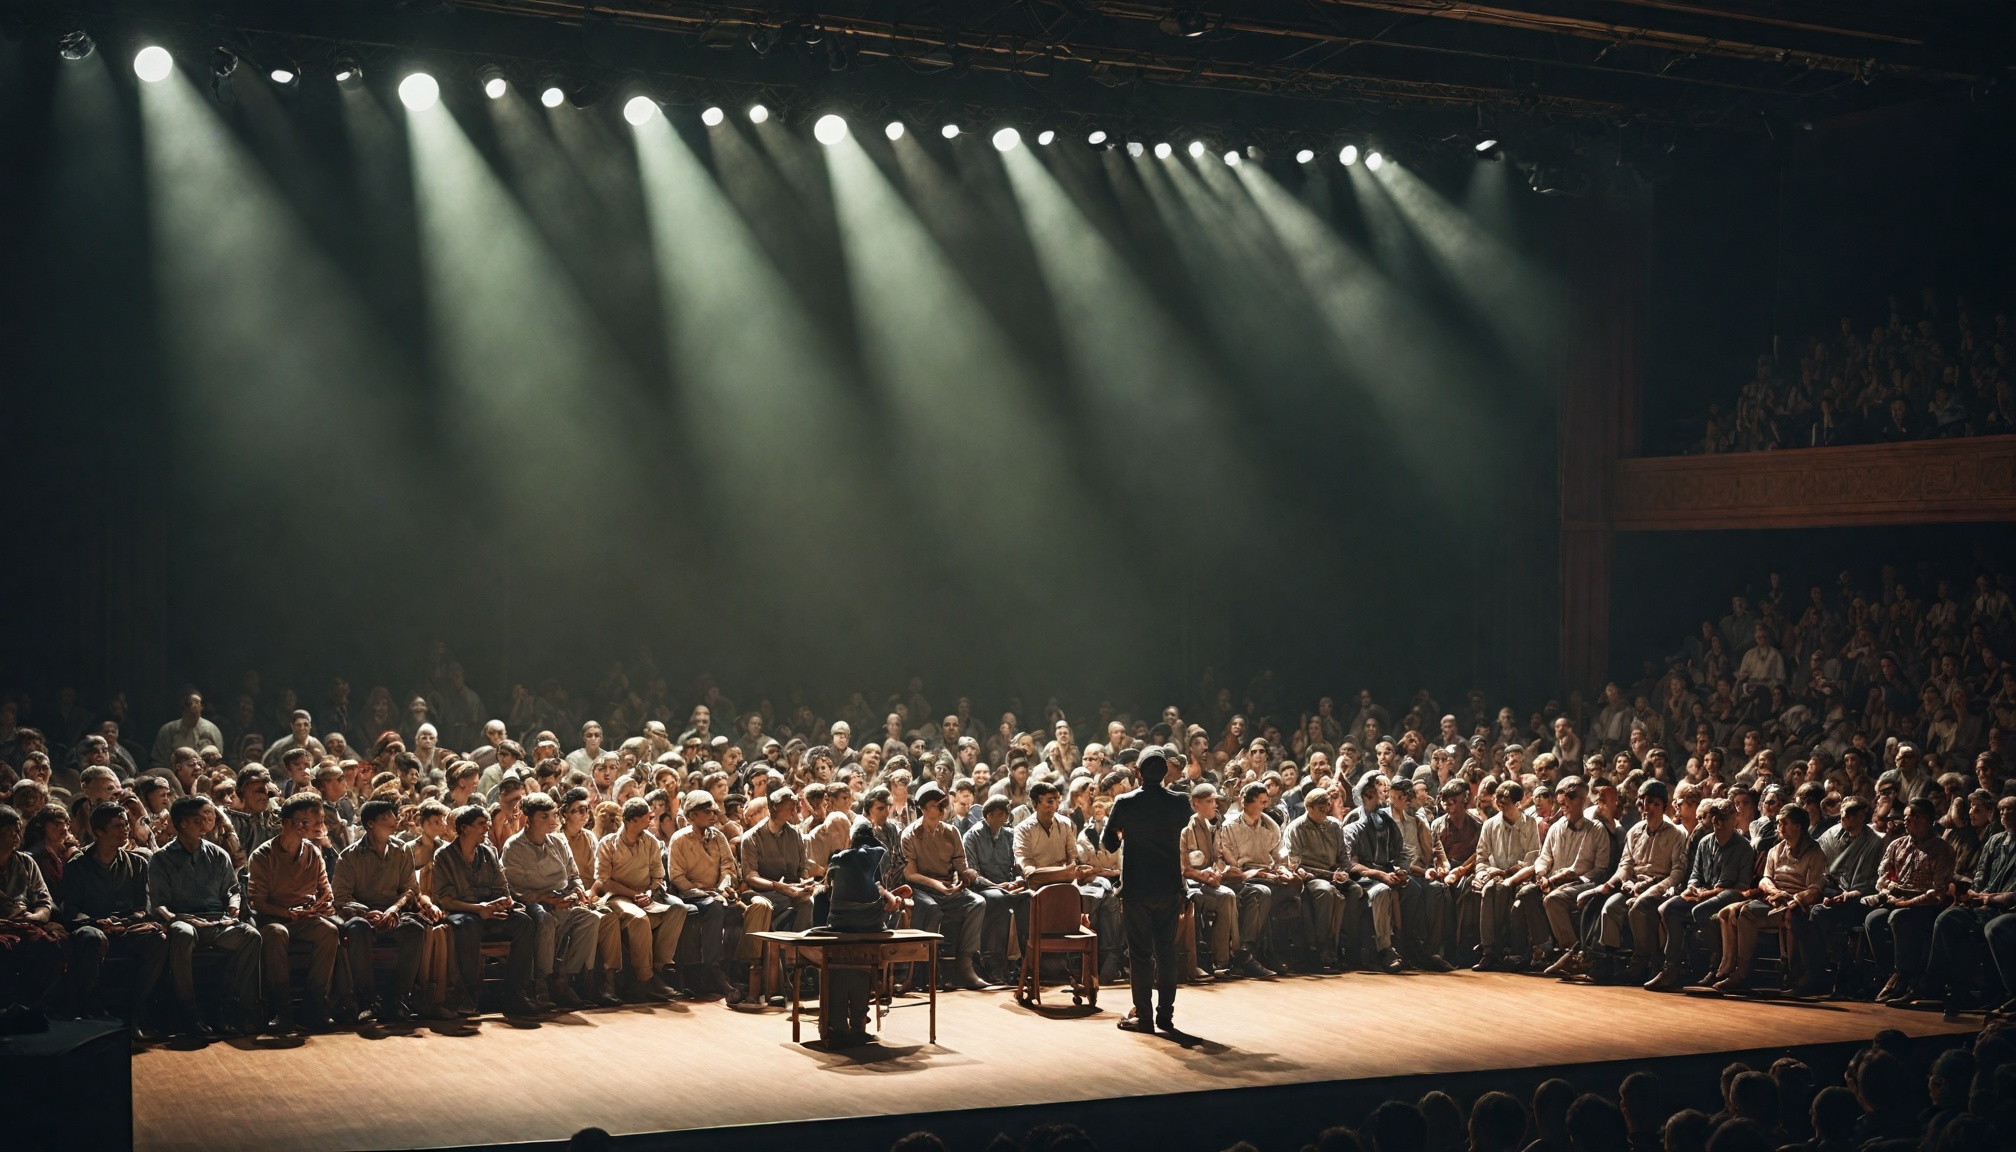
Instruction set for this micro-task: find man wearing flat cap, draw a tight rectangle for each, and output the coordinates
[902,783,990,990]
[667,790,746,1001]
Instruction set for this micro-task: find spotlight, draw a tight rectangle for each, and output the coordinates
[481,77,504,99]
[1295,149,1315,164]
[884,120,904,141]
[941,123,959,139]
[1038,130,1055,146]
[991,126,1020,152]
[211,48,237,81]
[332,54,363,87]
[747,103,769,123]
[269,68,298,87]
[133,46,173,83]
[1153,142,1172,159]
[1223,150,1240,166]
[1187,140,1205,158]
[1126,141,1144,158]
[1365,150,1384,171]
[398,72,440,111]
[57,31,94,61]
[814,113,848,145]
[540,86,564,108]
[624,96,658,125]
[701,106,725,127]
[1339,144,1359,166]
[1088,130,1108,145]
[1475,138,1498,152]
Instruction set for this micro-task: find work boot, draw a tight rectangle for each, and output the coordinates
[1545,949,1586,978]
[636,973,676,1002]
[1377,948,1405,974]
[584,971,622,1007]
[1643,966,1686,993]
[550,974,584,1011]
[957,955,990,991]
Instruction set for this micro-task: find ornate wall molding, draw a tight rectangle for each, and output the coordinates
[1613,436,2016,531]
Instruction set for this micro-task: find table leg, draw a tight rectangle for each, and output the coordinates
[786,943,800,1044]
[929,949,938,1043]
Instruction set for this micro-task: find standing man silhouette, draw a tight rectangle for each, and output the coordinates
[1103,747,1193,1034]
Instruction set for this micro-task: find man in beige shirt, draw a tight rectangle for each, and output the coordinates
[593,797,681,1002]
[246,793,341,1032]
[666,790,746,1002]
[902,784,988,989]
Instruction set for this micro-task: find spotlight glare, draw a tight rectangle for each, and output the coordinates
[1088,130,1108,145]
[1153,142,1172,159]
[58,31,95,61]
[1038,130,1055,146]
[624,96,658,125]
[747,103,769,123]
[133,45,173,83]
[1476,138,1498,152]
[1366,150,1385,171]
[398,72,440,111]
[484,77,507,99]
[991,126,1020,152]
[1126,141,1144,158]
[814,113,848,145]
[270,68,296,86]
[333,55,362,87]
[1187,140,1205,158]
[335,69,355,83]
[1340,144,1359,166]
[541,86,564,108]
[701,106,725,127]
[884,120,904,141]
[1295,149,1315,164]
[941,123,959,139]
[1224,150,1240,166]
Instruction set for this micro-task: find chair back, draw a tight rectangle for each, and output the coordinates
[1030,882,1085,936]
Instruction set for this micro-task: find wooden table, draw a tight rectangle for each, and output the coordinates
[749,929,943,1045]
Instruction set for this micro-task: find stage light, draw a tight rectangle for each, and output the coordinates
[1476,138,1498,152]
[398,72,440,111]
[1339,144,1359,166]
[747,103,769,123]
[941,123,959,139]
[484,77,507,99]
[1038,130,1055,145]
[701,106,725,126]
[624,96,658,125]
[1366,150,1384,171]
[58,31,94,61]
[1126,141,1144,157]
[1088,130,1108,145]
[1187,140,1205,158]
[270,68,297,87]
[1296,148,1315,164]
[212,48,237,81]
[133,46,173,83]
[1153,142,1172,159]
[992,127,1020,152]
[884,120,904,140]
[1224,150,1240,166]
[332,54,362,87]
[541,86,564,108]
[814,114,848,144]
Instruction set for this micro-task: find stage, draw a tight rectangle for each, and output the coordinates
[132,970,1976,1152]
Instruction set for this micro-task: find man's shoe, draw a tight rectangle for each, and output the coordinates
[502,997,540,1020]
[550,977,584,1011]
[956,956,990,991]
[1711,973,1750,995]
[1099,955,1123,985]
[380,1000,414,1024]
[637,975,677,1002]
[585,972,622,1007]
[265,1013,298,1036]
[1377,948,1405,974]
[1155,1015,1177,1034]
[1643,967,1686,993]
[1875,974,1908,1004]
[1318,953,1342,974]
[1544,949,1583,978]
[1116,1013,1154,1033]
[1186,965,1214,984]
[1418,954,1454,973]
[1241,957,1277,979]
[1473,951,1498,973]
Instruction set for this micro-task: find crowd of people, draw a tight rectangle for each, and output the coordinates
[1689,289,2016,453]
[0,556,2011,1050]
[827,1023,2007,1152]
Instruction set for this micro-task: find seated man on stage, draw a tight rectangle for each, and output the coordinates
[148,796,261,1036]
[1644,798,1753,992]
[1574,779,1686,986]
[1713,803,1825,993]
[502,793,601,1012]
[962,795,1029,985]
[333,798,437,1022]
[1430,777,1483,964]
[1221,780,1298,978]
[1181,784,1239,980]
[1801,796,1880,995]
[57,802,167,1037]
[595,797,683,1002]
[1864,796,1956,1004]
[1285,786,1356,972]
[1392,777,1454,971]
[1342,773,1413,974]
[1517,776,1611,974]
[247,793,342,1032]
[740,788,816,950]
[819,821,906,1048]
[1470,782,1539,973]
[666,790,747,1002]
[1918,793,2016,1012]
[901,783,988,990]
[1014,780,1121,984]
[432,805,539,1019]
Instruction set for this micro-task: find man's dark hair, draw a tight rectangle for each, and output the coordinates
[1564,1094,1628,1152]
[1808,1087,1858,1141]
[1728,1070,1779,1124]
[89,801,128,833]
[1028,780,1060,803]
[1310,1126,1364,1152]
[1533,1078,1576,1139]
[1467,1091,1526,1152]
[982,796,1012,817]
[1364,1100,1426,1152]
[1660,1110,1710,1152]
[279,793,321,822]
[1702,1119,1769,1152]
[169,795,212,830]
[1618,1071,1663,1132]
[453,804,488,832]
[359,799,397,828]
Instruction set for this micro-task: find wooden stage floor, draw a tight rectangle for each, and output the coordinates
[132,970,1974,1152]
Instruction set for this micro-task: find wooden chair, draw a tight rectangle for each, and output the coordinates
[1015,883,1099,1009]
